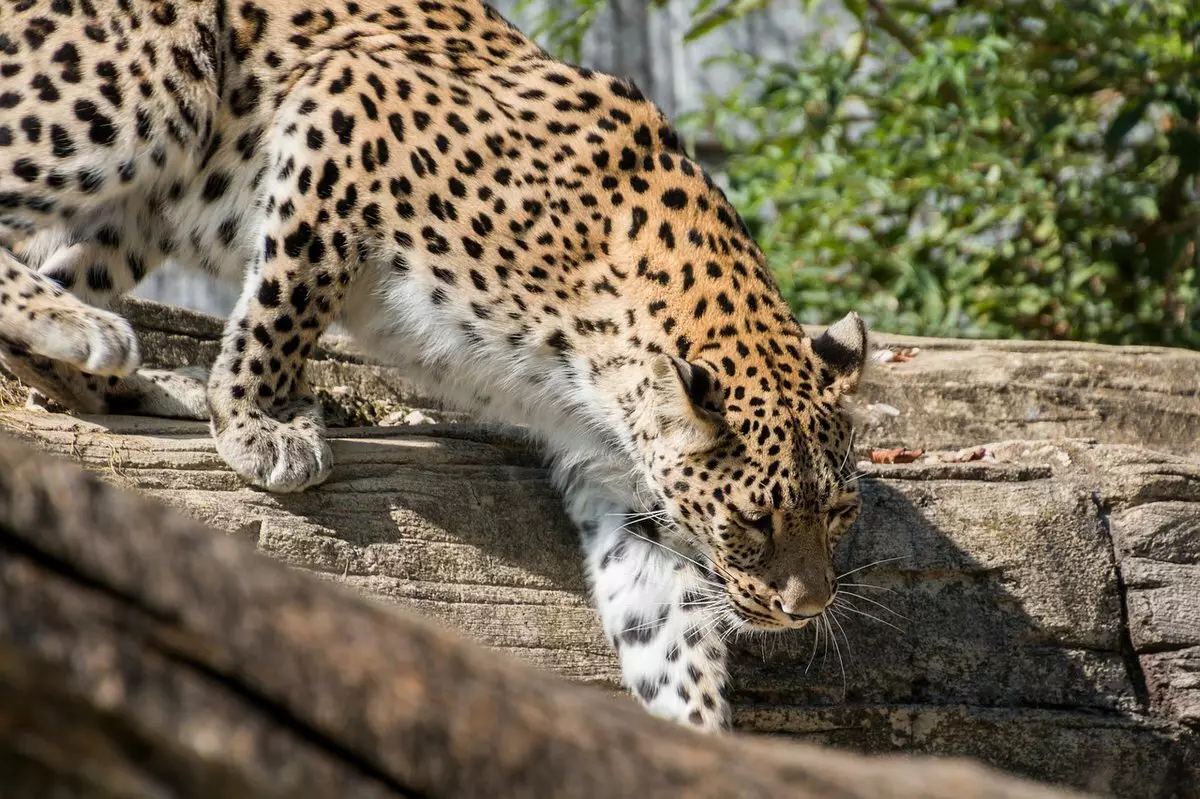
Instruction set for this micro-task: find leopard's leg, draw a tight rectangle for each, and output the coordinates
[0,242,138,411]
[0,193,210,412]
[0,257,211,418]
[18,364,211,420]
[101,366,211,419]
[2,328,210,419]
[208,270,337,492]
[558,465,733,733]
[205,156,356,492]
[0,17,209,415]
[0,249,140,380]
[0,201,214,417]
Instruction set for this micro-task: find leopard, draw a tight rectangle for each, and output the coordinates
[0,0,870,733]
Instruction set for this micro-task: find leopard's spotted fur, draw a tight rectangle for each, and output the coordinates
[0,0,869,731]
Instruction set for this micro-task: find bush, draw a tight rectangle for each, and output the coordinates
[523,0,1200,347]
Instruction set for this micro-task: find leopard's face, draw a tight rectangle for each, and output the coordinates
[663,408,861,631]
[639,314,869,631]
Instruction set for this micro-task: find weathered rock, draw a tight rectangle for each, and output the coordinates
[2,299,1198,798]
[2,409,1197,798]
[854,335,1200,458]
[1110,500,1200,729]
[0,434,1087,799]
[9,298,1194,452]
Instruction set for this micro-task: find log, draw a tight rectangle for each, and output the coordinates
[2,299,1199,798]
[0,433,1084,799]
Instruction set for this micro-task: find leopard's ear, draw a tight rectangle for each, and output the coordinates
[650,355,720,453]
[810,311,868,395]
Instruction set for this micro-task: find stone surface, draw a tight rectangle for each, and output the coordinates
[1,434,1085,799]
[45,298,1197,455]
[2,409,1198,798]
[1110,500,1200,729]
[853,337,1200,459]
[2,299,1199,798]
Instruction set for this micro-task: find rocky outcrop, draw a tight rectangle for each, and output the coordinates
[2,299,1198,798]
[0,434,1087,799]
[92,298,1200,454]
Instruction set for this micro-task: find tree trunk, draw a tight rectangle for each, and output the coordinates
[2,299,1198,798]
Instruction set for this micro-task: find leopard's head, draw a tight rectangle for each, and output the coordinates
[639,312,868,631]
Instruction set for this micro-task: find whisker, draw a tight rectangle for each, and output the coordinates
[613,509,673,523]
[829,610,852,650]
[834,601,906,634]
[825,615,846,696]
[680,602,729,614]
[837,556,909,580]
[821,616,831,670]
[679,596,727,607]
[608,513,672,531]
[607,509,675,531]
[838,427,857,476]
[621,527,709,572]
[648,595,720,607]
[641,592,714,606]
[763,627,778,660]
[827,610,854,666]
[838,581,898,594]
[628,575,726,596]
[838,590,908,620]
[621,525,739,587]
[604,508,661,519]
[699,619,729,647]
[692,610,727,643]
[805,617,821,674]
[718,617,740,646]
[619,617,671,635]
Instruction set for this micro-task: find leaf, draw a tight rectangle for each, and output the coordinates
[1129,196,1159,220]
[887,347,920,363]
[940,447,994,463]
[633,0,1200,351]
[684,0,772,43]
[841,29,866,62]
[1103,99,1149,154]
[870,448,925,464]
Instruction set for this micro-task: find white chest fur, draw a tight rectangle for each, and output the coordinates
[340,257,643,503]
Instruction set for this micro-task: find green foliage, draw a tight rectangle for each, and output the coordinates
[525,0,1200,347]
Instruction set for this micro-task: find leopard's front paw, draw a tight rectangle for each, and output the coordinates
[35,306,141,377]
[213,406,332,493]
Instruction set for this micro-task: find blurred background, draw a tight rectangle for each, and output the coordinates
[139,0,1199,348]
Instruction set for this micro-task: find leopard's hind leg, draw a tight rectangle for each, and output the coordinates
[0,0,219,417]
[7,354,211,419]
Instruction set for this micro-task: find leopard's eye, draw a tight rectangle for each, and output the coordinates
[734,510,773,534]
[827,503,859,531]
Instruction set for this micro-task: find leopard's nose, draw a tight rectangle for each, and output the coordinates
[769,574,836,619]
[771,595,825,619]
